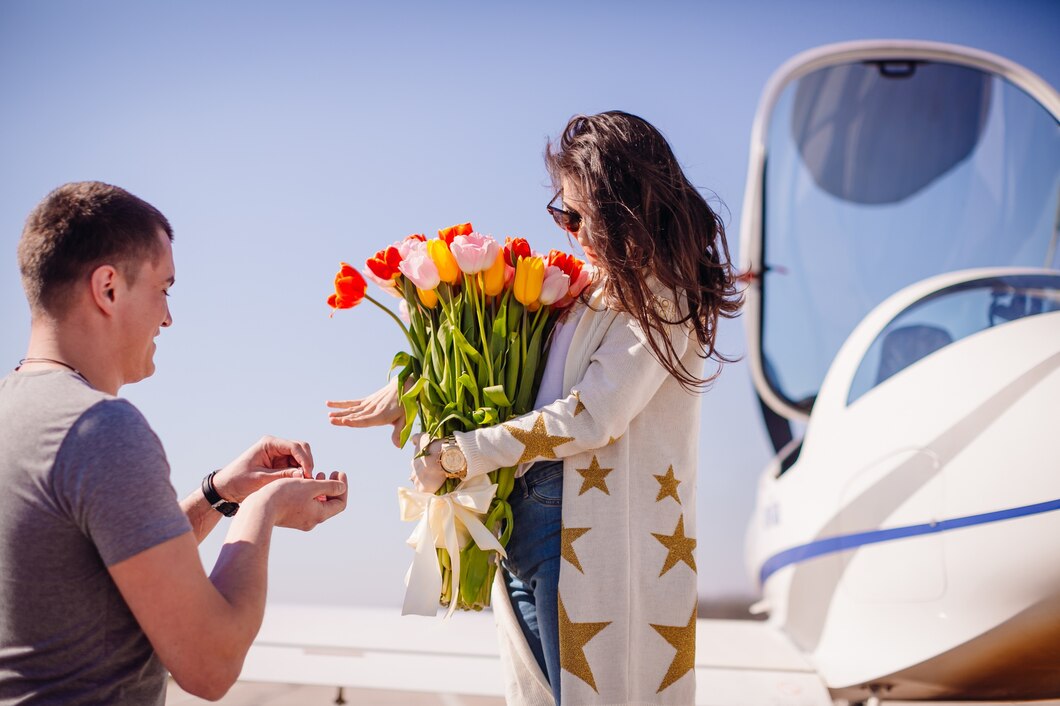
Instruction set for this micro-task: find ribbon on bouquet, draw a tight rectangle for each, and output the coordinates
[397,474,507,618]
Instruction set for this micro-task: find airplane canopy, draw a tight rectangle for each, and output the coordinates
[744,42,1060,425]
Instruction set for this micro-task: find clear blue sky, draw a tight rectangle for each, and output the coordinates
[2,0,1057,607]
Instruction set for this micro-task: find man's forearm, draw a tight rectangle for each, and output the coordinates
[181,489,224,544]
[207,498,275,660]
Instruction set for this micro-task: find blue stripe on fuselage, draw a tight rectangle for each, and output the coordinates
[759,497,1060,585]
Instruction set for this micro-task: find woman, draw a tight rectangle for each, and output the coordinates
[329,111,741,705]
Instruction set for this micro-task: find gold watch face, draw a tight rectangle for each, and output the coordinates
[440,446,465,473]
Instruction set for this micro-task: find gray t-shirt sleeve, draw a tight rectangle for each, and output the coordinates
[53,399,193,566]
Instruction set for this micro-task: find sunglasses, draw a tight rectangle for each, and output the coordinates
[546,193,582,234]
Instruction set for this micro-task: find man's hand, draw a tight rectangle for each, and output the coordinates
[249,471,349,531]
[409,434,446,494]
[213,436,315,503]
[327,379,404,447]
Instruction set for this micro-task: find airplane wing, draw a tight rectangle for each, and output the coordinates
[235,604,833,706]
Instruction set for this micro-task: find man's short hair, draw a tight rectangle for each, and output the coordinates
[17,181,173,316]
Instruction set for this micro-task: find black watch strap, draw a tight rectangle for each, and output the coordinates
[202,470,239,517]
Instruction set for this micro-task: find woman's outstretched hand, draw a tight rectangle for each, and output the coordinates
[327,378,404,447]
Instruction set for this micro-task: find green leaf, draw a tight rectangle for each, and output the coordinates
[507,300,523,334]
[389,351,411,375]
[437,410,475,430]
[504,335,520,402]
[471,407,498,426]
[514,320,545,412]
[451,327,482,364]
[457,372,480,408]
[482,384,512,407]
[490,306,507,363]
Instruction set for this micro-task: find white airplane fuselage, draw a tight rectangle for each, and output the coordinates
[746,269,1060,700]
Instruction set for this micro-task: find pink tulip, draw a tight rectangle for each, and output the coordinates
[398,299,411,324]
[538,265,571,306]
[398,244,441,290]
[553,266,594,308]
[450,233,500,275]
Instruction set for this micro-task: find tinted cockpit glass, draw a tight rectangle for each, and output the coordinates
[847,274,1060,405]
[760,60,1060,413]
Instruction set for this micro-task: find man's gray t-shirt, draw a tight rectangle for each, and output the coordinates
[0,370,192,705]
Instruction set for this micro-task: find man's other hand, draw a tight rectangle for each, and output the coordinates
[214,436,315,503]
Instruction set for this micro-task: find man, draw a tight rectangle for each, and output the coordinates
[0,182,348,704]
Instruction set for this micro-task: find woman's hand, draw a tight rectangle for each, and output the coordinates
[409,434,446,494]
[327,379,404,447]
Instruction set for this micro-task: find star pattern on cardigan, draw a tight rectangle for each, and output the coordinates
[576,455,613,496]
[653,465,682,504]
[651,605,697,692]
[559,593,610,693]
[561,525,591,573]
[572,390,587,416]
[503,413,575,464]
[652,514,697,576]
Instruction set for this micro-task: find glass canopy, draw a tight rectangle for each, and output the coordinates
[759,58,1060,413]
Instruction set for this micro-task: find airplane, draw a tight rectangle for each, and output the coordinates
[200,39,1059,706]
[739,39,1060,704]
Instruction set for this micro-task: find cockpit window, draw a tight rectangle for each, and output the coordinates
[760,60,1060,414]
[847,274,1060,405]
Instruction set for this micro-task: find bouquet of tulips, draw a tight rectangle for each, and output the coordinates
[328,222,590,615]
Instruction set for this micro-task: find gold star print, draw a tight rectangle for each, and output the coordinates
[651,606,697,692]
[654,465,682,504]
[652,514,697,576]
[572,391,587,416]
[503,413,575,464]
[562,525,591,573]
[606,435,621,446]
[559,593,610,692]
[576,456,613,496]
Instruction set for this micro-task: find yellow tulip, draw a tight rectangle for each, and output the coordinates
[482,251,506,296]
[417,286,439,309]
[513,256,544,305]
[427,239,461,284]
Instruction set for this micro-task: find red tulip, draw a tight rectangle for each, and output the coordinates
[366,245,403,281]
[503,237,531,267]
[327,262,367,315]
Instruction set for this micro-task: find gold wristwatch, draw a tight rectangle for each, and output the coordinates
[439,435,467,479]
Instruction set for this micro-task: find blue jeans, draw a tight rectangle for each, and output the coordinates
[503,459,563,705]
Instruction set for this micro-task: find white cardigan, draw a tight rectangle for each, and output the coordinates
[457,286,702,706]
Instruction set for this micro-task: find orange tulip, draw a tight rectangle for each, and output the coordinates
[438,222,473,246]
[428,239,461,284]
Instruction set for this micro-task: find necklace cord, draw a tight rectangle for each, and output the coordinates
[16,357,82,375]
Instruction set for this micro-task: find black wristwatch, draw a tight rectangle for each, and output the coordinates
[202,470,240,517]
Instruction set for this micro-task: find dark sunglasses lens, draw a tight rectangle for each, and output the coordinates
[566,210,581,233]
[548,206,581,233]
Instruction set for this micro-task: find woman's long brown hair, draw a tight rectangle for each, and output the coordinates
[546,111,742,391]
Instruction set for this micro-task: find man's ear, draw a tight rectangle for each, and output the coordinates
[89,265,120,314]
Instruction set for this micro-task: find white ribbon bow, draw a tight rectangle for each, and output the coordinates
[397,474,507,618]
